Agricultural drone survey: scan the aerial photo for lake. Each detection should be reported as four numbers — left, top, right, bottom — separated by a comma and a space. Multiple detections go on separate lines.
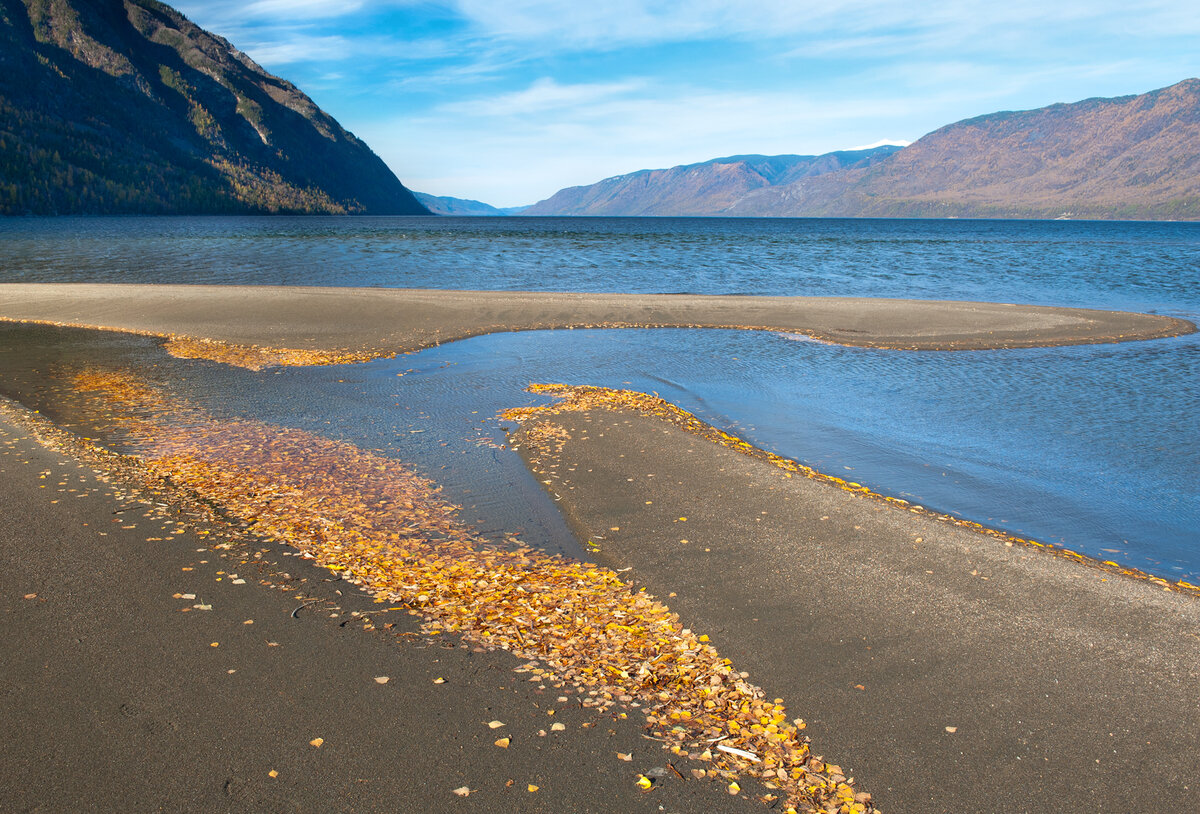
1, 216, 1197, 580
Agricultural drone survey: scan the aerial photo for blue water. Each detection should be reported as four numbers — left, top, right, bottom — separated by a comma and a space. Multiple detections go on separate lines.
2, 216, 1197, 580
2, 216, 1198, 314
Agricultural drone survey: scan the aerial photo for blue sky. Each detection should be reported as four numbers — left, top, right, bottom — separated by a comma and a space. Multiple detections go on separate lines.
171, 1, 1199, 208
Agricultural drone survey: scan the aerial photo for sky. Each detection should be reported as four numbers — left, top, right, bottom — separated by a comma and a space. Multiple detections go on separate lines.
170, 1, 1199, 208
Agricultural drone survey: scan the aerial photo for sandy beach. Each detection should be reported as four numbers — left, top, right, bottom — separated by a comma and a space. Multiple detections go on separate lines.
1, 284, 1197, 813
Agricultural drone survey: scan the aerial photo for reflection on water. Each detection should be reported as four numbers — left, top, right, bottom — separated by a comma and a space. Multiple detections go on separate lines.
1, 323, 1196, 582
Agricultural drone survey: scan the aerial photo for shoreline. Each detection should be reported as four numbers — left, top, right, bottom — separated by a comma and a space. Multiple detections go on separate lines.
504, 387, 1200, 812
2, 284, 1198, 810
1, 284, 1194, 369
504, 384, 1199, 598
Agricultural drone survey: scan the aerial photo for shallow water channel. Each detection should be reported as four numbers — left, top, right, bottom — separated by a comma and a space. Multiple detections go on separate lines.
1, 322, 1197, 583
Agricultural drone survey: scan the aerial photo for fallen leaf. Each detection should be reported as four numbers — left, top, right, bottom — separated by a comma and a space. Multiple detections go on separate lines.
487, 720, 505, 729
550, 722, 566, 731
433, 677, 445, 684
494, 737, 510, 748
268, 770, 279, 778
310, 737, 324, 747
527, 784, 539, 793
635, 775, 653, 790
374, 676, 390, 684
617, 752, 632, 761
451, 786, 471, 797
728, 781, 742, 795
23, 593, 37, 600
945, 726, 958, 733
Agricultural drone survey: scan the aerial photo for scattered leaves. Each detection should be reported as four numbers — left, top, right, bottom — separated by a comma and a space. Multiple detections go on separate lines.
68, 369, 880, 814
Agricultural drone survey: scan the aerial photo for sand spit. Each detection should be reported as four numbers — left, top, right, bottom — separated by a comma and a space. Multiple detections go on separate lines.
0, 284, 1193, 369
506, 387, 1200, 813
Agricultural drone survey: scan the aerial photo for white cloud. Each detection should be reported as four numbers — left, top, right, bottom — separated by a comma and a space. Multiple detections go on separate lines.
439, 77, 648, 117
448, 0, 1200, 54
368, 80, 939, 206
239, 34, 354, 64
241, 0, 368, 18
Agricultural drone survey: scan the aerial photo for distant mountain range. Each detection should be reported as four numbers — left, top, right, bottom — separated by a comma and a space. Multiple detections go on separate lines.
522, 147, 903, 216
523, 80, 1200, 220
413, 191, 528, 217
0, 0, 428, 215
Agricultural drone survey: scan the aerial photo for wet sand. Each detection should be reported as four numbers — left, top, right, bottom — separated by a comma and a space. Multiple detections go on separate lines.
510, 405, 1200, 812
0, 404, 766, 814
1, 283, 1193, 356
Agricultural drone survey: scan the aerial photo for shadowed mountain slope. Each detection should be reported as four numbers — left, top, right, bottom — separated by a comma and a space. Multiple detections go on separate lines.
0, 0, 428, 215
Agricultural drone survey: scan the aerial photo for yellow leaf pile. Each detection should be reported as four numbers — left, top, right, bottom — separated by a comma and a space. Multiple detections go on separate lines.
162, 337, 382, 370
70, 367, 878, 813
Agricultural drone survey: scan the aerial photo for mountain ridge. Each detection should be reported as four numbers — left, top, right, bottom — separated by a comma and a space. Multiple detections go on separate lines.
527, 81, 1200, 220
522, 147, 902, 216
0, 0, 428, 215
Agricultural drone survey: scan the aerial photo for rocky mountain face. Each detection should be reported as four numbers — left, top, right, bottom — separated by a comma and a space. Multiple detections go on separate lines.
0, 0, 428, 215
528, 81, 1200, 220
522, 147, 901, 216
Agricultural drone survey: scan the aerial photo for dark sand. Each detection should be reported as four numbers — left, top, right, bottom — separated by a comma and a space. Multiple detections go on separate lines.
1, 285, 1198, 812
0, 407, 766, 814
511, 408, 1200, 812
1, 283, 1193, 353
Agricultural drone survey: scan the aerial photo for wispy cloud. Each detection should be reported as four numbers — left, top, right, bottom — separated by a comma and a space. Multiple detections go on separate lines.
238, 34, 355, 64
439, 78, 648, 117
368, 78, 945, 205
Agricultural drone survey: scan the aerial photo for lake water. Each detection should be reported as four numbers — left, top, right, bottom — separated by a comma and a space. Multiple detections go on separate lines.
1, 216, 1197, 581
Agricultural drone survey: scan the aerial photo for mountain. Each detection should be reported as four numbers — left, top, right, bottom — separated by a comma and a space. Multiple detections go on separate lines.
724, 79, 1200, 220
414, 192, 507, 216
0, 0, 428, 215
522, 147, 902, 216
526, 80, 1200, 220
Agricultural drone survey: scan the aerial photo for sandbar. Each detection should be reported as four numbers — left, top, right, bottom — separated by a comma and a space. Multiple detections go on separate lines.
0, 283, 1193, 359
